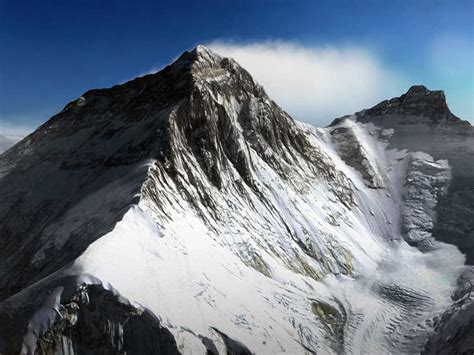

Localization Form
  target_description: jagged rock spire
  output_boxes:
[349,85,472,130]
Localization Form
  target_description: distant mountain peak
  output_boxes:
[365,84,449,118]
[345,84,473,132]
[401,84,448,109]
[405,84,431,95]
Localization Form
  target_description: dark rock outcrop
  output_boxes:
[0,282,179,355]
[423,268,474,355]
[210,328,252,355]
[35,284,180,355]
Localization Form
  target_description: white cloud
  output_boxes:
[208,41,407,125]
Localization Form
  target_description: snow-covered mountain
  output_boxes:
[0,46,472,354]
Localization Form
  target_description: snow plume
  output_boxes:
[208,41,406,125]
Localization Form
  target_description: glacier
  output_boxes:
[0,45,472,354]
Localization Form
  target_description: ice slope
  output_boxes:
[0,46,470,354]
[68,119,463,354]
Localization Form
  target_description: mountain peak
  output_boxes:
[188,44,221,63]
[331,84,472,133]
[352,84,464,128]
[401,85,447,109]
[405,84,430,95]
[170,45,222,72]
[193,44,216,56]
[2,45,473,355]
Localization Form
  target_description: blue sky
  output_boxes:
[1,0,473,135]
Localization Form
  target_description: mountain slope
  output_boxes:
[0,134,21,154]
[345,85,474,260]
[0,46,472,354]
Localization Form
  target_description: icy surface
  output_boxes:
[0,47,471,354]
[66,115,467,353]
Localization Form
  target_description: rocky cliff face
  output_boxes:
[35,284,179,355]
[349,85,474,259]
[0,46,472,354]
[334,85,474,355]
[0,46,353,303]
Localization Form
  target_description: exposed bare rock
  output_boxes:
[35,284,179,355]
[0,48,472,354]
[401,152,451,249]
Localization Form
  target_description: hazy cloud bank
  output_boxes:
[208,41,407,125]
